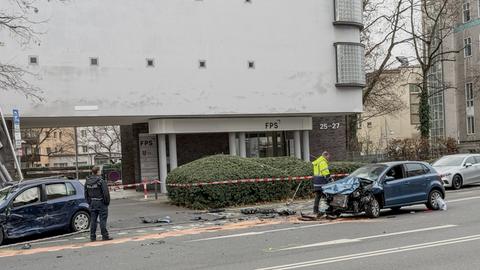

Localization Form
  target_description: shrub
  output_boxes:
[167,155,364,209]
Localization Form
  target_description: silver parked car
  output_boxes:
[432,154,480,189]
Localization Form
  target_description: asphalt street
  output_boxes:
[1,185,480,270]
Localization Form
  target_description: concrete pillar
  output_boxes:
[158,134,168,193]
[294,131,301,159]
[168,134,177,171]
[238,132,246,157]
[302,130,310,161]
[229,132,237,156]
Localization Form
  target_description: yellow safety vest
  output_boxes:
[312,156,330,177]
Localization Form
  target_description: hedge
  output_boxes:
[167,155,364,209]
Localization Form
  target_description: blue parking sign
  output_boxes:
[13,109,20,124]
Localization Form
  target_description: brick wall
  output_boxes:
[120,123,148,185]
[309,116,347,161]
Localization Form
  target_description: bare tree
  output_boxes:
[80,126,121,164]
[401,0,461,139]
[0,0,48,100]
[347,0,410,153]
[21,128,74,167]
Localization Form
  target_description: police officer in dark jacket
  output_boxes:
[85,166,112,241]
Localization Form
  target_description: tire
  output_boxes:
[71,211,90,232]
[390,206,401,212]
[426,189,443,210]
[452,175,463,190]
[365,197,381,218]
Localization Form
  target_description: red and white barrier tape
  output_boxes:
[108,180,161,191]
[167,174,350,188]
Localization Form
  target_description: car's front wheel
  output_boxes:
[452,175,463,190]
[426,189,443,210]
[71,211,90,232]
[365,197,381,218]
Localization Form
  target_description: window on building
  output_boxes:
[466,83,474,108]
[199,60,206,69]
[464,37,472,57]
[463,2,471,23]
[335,43,366,86]
[54,163,68,167]
[53,132,57,138]
[90,57,99,66]
[46,147,52,155]
[80,130,87,137]
[367,122,372,128]
[82,146,88,153]
[467,116,475,134]
[29,56,38,65]
[334,0,363,26]
[248,61,255,69]
[245,0,252,3]
[245,132,290,158]
[410,84,420,125]
[146,58,155,67]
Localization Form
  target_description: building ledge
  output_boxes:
[333,21,364,30]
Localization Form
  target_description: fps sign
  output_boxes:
[139,134,159,181]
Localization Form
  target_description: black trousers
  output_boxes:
[313,191,324,214]
[90,200,109,239]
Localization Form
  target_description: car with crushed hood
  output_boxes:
[432,154,480,190]
[0,178,90,245]
[321,161,445,218]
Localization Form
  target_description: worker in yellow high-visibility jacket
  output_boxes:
[312,151,331,215]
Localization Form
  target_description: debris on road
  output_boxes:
[240,207,295,216]
[141,240,166,246]
[21,244,31,250]
[208,209,225,213]
[436,197,447,211]
[140,216,172,224]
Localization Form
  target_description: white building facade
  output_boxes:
[1,0,364,191]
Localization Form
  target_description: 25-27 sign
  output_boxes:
[319,123,340,130]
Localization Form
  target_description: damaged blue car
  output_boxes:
[321,161,445,218]
[0,178,90,245]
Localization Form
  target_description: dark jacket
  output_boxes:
[84,175,110,206]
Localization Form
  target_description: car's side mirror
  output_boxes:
[465,163,473,168]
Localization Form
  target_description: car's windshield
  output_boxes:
[350,164,388,182]
[433,156,465,167]
[0,186,12,201]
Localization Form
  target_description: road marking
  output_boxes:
[273,224,457,252]
[136,230,146,233]
[117,232,128,235]
[256,234,480,270]
[448,196,480,203]
[188,222,349,242]
[73,237,86,240]
[153,228,165,231]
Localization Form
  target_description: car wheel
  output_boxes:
[452,175,463,190]
[365,197,381,218]
[426,189,443,210]
[390,207,401,212]
[71,211,90,232]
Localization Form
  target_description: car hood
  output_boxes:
[433,166,458,175]
[322,177,361,195]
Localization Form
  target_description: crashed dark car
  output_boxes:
[0,178,90,245]
[321,161,445,218]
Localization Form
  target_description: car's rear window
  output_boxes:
[406,163,429,177]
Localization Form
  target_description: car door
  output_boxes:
[472,156,480,184]
[4,186,47,238]
[382,165,409,207]
[403,163,429,203]
[460,156,477,185]
[44,182,75,230]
